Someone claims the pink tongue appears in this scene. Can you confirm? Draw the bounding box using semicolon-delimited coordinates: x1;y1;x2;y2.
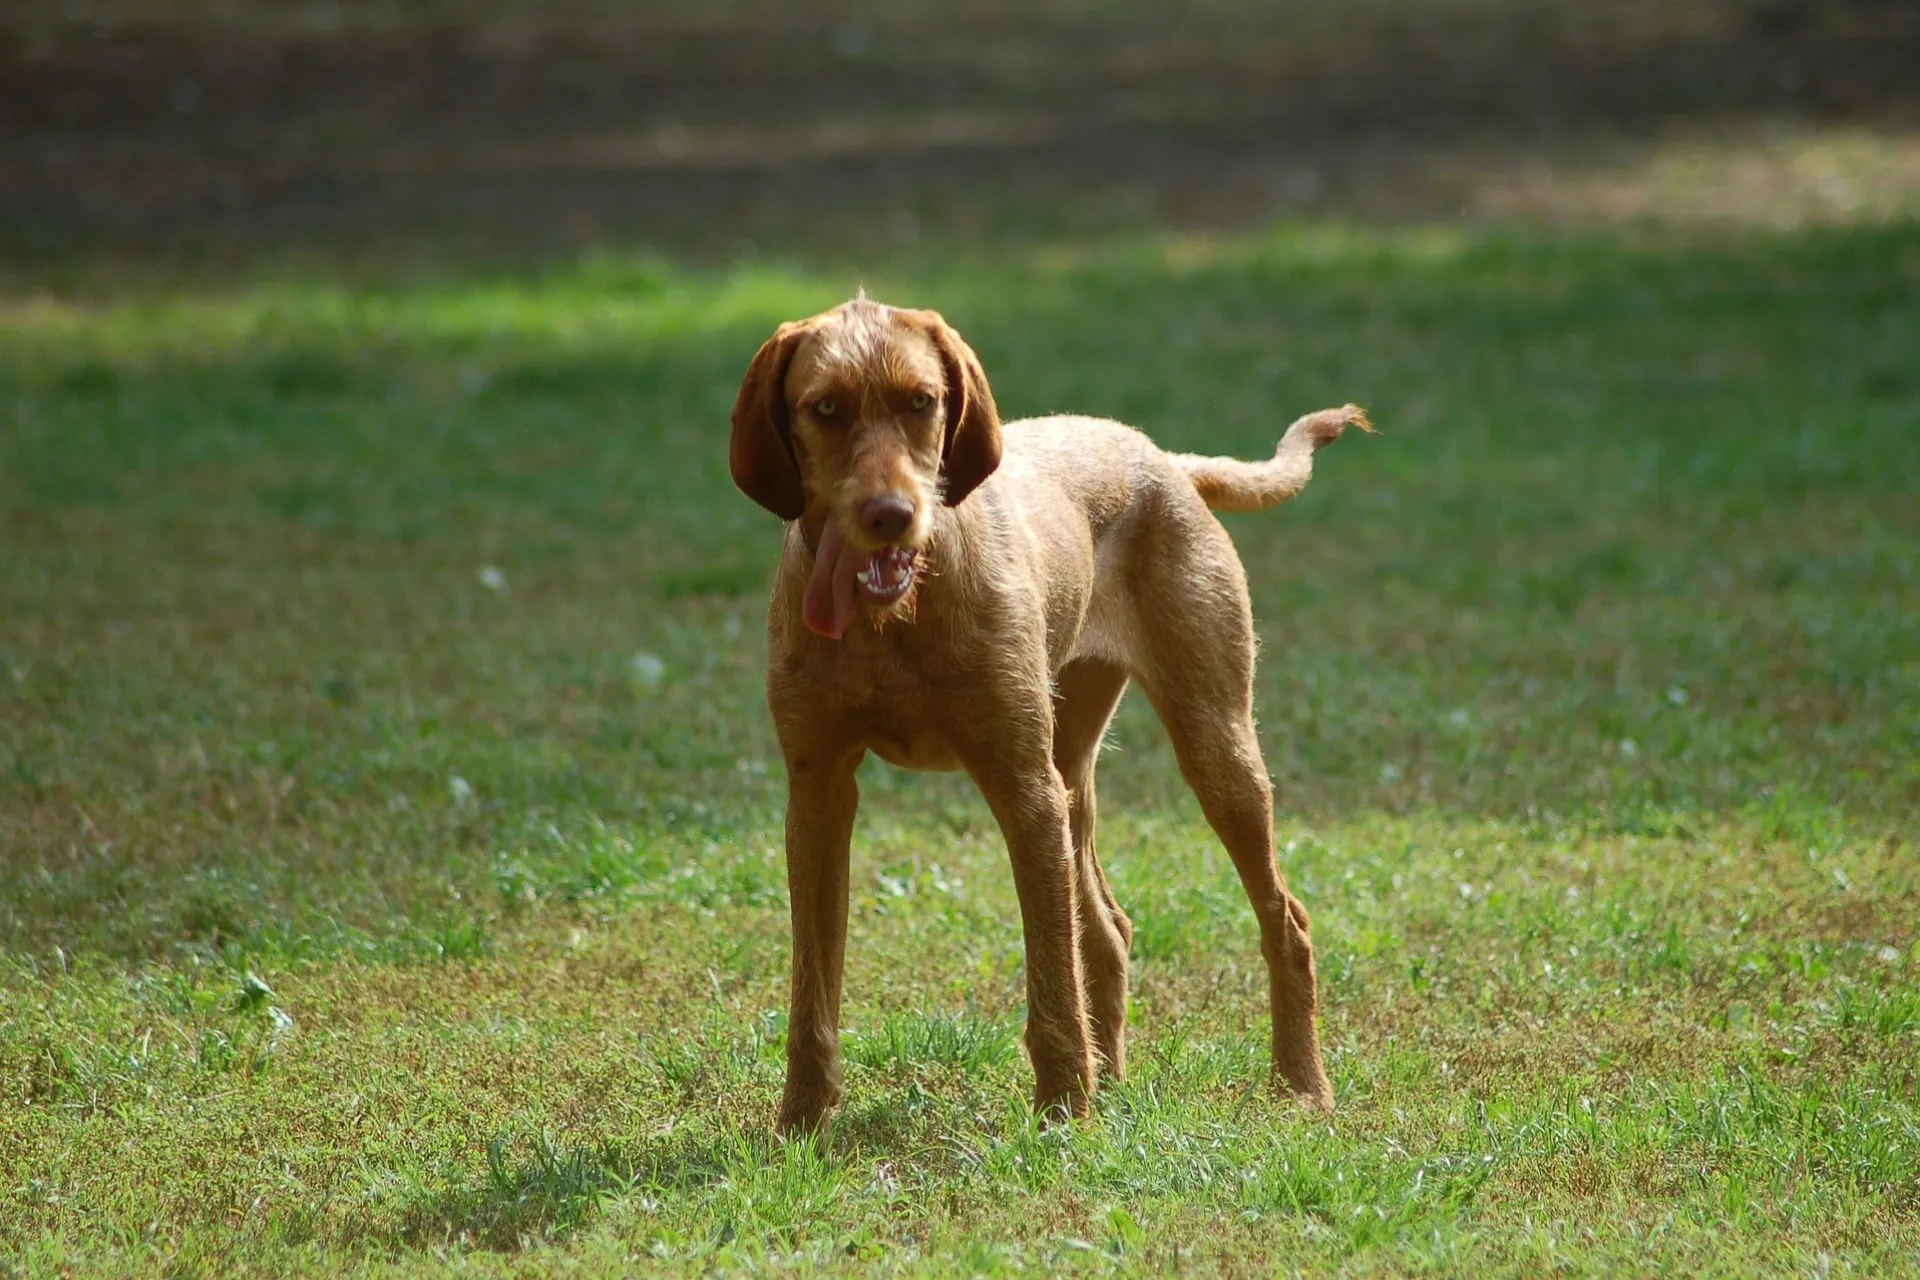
802;519;860;639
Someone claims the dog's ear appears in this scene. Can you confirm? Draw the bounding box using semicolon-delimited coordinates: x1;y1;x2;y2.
905;309;1002;507
729;320;813;520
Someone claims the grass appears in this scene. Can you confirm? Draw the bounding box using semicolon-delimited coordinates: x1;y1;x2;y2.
1;216;1917;1276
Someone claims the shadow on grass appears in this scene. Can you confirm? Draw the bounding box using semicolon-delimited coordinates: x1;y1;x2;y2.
382;1074;1511;1256
393;1127;734;1252
386;1022;1013;1253
390;1110;936;1253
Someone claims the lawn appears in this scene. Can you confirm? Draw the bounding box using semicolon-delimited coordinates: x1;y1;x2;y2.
2;217;1917;1275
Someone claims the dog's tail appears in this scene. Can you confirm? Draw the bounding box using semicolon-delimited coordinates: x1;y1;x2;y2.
1171;404;1372;513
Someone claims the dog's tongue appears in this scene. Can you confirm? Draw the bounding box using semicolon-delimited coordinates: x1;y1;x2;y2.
802;519;859;639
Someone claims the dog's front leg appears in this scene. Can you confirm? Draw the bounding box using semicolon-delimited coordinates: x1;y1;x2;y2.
965;750;1096;1120
775;746;862;1136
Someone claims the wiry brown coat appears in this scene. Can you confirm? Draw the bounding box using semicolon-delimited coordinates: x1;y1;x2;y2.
730;298;1368;1131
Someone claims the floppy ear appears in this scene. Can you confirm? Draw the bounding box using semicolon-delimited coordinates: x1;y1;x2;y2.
729;321;813;520
907;310;1002;507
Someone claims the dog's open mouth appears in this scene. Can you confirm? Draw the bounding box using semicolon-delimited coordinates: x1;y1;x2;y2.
854;546;916;605
802;519;920;639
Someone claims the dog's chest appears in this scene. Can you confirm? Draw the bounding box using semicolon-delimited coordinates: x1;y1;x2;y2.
815;640;913;706
801;631;965;772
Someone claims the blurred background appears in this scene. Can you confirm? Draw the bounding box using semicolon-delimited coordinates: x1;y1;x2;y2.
3;0;1916;951
4;13;1918;1262
7;0;1919;275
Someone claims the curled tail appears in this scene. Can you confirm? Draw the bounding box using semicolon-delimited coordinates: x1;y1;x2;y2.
1171;404;1372;513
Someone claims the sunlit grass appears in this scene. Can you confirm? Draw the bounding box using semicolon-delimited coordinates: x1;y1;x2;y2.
2;216;1917;1275
1476;122;1920;229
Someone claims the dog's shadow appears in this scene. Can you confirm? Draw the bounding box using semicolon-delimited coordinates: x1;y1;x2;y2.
387;1099;937;1253
387;1125;718;1252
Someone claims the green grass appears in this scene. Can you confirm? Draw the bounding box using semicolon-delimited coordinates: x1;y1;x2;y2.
2;219;1918;1276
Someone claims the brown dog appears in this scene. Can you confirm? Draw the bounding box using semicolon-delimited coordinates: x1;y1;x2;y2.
730;297;1367;1132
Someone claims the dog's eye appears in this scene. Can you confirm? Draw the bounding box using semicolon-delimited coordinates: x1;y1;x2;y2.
813;399;838;418
909;392;933;411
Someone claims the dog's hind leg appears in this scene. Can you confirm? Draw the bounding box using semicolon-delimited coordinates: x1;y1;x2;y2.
1131;515;1335;1110
1051;658;1135;1080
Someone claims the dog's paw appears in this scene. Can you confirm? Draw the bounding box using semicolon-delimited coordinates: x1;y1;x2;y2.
774;1084;842;1137
1272;1070;1336;1115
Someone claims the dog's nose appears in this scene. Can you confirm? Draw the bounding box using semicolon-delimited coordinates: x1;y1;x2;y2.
859;493;915;542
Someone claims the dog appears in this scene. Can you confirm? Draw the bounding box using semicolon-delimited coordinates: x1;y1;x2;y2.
729;296;1367;1131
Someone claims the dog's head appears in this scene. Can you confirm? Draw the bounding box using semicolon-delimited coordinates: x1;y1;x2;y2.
730;298;1000;634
